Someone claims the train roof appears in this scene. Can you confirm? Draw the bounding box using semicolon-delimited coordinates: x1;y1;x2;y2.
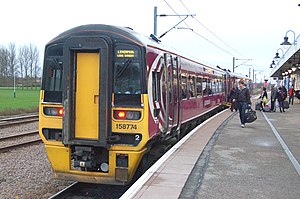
228;71;251;80
47;24;225;74
47;24;157;47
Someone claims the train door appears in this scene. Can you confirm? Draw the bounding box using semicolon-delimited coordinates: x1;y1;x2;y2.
172;56;180;131
75;53;99;139
162;53;180;134
63;37;111;147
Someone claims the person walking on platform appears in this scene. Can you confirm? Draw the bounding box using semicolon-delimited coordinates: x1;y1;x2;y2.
277;86;285;113
229;84;237;112
259;87;268;111
271;85;277;112
288;84;295;105
236;80;251;128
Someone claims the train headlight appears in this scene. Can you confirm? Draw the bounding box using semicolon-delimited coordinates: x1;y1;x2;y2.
100;163;109;172
113;110;141;120
44;107;64;116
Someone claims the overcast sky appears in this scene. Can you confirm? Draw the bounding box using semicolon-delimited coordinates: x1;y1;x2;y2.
1;0;300;81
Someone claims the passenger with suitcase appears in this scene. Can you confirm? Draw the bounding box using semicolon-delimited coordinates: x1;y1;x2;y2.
270;85;277;112
258;87;268;111
276;86;286;113
236;80;251;128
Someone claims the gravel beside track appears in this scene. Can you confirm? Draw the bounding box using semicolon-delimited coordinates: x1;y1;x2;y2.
0;121;74;198
0;122;39;137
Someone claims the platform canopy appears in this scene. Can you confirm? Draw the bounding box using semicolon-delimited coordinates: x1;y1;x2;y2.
270;34;300;78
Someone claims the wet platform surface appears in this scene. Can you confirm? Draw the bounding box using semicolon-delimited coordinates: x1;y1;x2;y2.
121;101;300;199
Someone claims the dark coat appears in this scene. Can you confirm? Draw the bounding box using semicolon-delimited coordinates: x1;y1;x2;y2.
236;87;251;104
277;90;285;102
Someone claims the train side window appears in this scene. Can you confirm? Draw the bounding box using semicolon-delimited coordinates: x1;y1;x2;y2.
181;75;187;99
203;78;212;96
202;78;207;96
219;79;224;92
207;79;212;95
196;77;202;97
212;80;216;94
189;76;195;98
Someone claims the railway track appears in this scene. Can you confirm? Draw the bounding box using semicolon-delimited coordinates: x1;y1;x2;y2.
0;114;39;128
49;182;130;199
0;130;41;152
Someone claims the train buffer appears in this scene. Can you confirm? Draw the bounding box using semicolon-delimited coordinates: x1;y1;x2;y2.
121;103;300;199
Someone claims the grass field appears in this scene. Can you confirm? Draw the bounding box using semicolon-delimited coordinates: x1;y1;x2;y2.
0;88;40;115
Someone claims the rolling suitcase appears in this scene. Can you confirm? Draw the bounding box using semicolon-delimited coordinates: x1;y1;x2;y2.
283;101;289;109
255;102;261;111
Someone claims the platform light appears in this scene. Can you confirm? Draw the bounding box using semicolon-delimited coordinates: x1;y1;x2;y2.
280;30;297;45
285;71;289;75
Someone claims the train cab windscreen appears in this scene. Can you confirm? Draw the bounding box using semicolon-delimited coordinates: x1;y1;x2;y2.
113;45;142;106
42;44;63;103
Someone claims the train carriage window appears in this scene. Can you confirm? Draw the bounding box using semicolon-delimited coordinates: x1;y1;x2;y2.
42;44;63;102
203;78;212;96
181;75;187;99
196;77;202;97
219;78;224;92
208;79;212;95
114;44;142;106
215;79;219;94
189;76;195;98
212;80;216;94
202;78;207;96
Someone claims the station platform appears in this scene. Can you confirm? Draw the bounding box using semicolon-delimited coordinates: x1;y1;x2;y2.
121;102;300;199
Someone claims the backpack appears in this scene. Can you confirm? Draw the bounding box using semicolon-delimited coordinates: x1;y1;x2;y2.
279;90;285;99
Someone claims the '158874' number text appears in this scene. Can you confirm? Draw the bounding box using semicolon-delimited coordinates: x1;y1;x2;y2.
116;124;137;130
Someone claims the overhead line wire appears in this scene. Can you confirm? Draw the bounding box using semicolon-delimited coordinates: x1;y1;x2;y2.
179;0;245;58
162;0;235;57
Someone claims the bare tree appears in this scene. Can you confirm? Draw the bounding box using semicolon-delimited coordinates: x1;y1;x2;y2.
28;44;40;89
7;43;18;89
0;43;42;89
18;45;30;89
0;45;10;86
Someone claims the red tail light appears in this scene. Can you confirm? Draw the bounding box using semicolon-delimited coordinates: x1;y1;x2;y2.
58;108;64;116
117;111;126;119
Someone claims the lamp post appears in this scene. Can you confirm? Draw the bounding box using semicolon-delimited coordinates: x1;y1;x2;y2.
153;6;195;37
233;57;252;72
280;30;297;45
13;71;16;98
274;48;285;61
270;60;276;68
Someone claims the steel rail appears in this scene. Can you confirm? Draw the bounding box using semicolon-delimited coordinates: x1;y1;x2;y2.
0;138;42;153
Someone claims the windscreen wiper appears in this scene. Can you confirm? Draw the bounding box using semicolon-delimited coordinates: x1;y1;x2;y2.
116;59;132;77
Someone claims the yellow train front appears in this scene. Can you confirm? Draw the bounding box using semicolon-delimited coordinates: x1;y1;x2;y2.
39;25;151;185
